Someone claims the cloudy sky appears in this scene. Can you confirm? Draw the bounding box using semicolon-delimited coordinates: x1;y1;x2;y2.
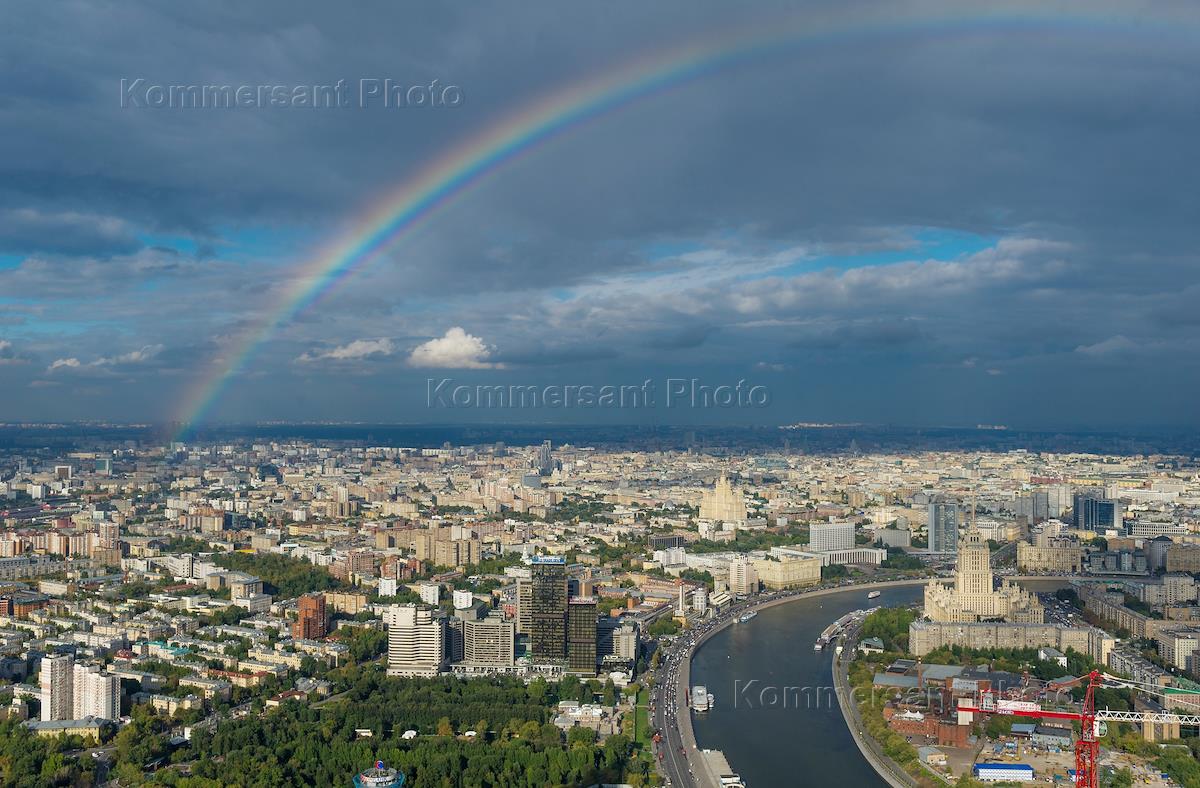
2;0;1199;429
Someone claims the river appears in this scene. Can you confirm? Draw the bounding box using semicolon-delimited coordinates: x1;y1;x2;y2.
687;578;1073;786
689;584;925;787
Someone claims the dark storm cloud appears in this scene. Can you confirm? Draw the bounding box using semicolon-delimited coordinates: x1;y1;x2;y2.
1;0;1199;426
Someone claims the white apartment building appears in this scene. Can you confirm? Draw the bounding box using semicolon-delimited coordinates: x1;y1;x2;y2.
73;663;119;720
386;605;446;677
727;556;758;596
163;554;194;579
652;547;687;567
419;584;440;606
40;654;74;721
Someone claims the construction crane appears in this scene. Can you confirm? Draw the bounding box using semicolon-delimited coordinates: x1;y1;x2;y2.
956;670;1200;788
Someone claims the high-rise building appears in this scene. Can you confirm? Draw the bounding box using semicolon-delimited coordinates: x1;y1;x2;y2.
809;521;854;553
528;557;567;664
40;654;74;721
567;596;598;674
293;594;328;639
462;614;515;667
928;500;959;553
1047;484;1072;518
73;663;119;720
516;579;533;635
97;521;120;550
1014;491;1050;523
727;556;758;596
1073;491;1121;532
924;527;1043;623
597;618;638;663
446;617;465;664
700;474;747;523
386;604;446;677
536;440;554;476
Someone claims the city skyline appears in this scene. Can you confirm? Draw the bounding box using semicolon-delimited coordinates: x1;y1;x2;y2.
2;1;1199;427
8;3;1200;786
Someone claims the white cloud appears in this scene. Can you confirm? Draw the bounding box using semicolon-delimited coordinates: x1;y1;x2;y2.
46;344;163;373
1075;335;1137;356
95;344;163;366
407;327;502;369
0;339;28;365
296;338;396;363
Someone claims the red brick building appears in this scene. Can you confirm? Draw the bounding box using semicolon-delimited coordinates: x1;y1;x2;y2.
292;593;328;639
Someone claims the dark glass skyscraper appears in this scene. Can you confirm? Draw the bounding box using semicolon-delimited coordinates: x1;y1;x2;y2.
567;596;598;674
928;500;959;553
529;557;567;664
1073;492;1121;532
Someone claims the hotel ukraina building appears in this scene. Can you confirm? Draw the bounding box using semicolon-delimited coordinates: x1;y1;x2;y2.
923;528;1044;623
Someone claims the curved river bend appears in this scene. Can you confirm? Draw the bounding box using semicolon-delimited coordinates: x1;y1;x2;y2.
689;585;924;787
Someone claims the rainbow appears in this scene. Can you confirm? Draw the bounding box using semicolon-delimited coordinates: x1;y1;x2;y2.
172;7;1187;436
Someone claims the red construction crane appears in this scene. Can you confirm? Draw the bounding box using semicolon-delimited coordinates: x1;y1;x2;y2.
957;670;1102;788
956;666;1200;788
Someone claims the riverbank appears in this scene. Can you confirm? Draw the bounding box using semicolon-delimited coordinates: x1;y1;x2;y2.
833;618;919;788
678;579;930;787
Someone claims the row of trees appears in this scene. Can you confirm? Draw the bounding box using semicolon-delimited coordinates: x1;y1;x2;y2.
915;644;1100;682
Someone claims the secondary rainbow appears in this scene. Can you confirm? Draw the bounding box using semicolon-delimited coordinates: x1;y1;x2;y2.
172;7;1187;436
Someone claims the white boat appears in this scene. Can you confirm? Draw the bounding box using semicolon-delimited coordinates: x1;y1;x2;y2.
737;611;758;623
867;591;881;599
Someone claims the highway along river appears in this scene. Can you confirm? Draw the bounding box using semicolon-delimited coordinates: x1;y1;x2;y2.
689;584;925;787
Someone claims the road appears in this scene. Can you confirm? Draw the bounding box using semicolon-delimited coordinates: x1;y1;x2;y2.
990;540;1017;570
652;618;705;786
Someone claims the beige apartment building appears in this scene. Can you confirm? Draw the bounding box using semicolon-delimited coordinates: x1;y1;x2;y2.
752;554;821;590
1017;540;1084;573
